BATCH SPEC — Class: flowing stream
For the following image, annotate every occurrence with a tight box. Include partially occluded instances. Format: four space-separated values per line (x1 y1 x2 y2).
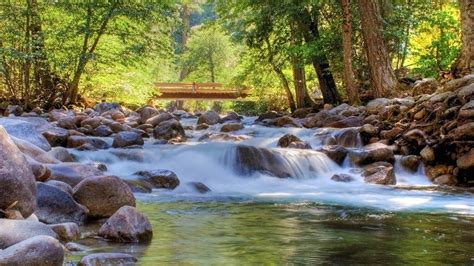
66 117 474 264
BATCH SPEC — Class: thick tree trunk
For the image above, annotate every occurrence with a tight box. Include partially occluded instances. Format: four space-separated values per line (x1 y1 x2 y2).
342 0 360 105
452 0 474 76
30 0 54 98
357 0 398 98
296 7 341 105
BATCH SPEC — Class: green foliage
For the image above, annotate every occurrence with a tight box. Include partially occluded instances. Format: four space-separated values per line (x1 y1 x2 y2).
180 24 241 83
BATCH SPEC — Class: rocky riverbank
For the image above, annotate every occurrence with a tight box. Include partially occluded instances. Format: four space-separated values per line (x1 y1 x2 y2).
0 74 472 265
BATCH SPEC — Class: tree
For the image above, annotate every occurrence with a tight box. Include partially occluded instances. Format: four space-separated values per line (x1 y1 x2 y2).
341 0 360 105
292 4 342 105
452 0 473 76
181 25 239 83
357 0 398 98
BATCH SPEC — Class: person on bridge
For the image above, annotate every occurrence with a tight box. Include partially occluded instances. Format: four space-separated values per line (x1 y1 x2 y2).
192 82 196 93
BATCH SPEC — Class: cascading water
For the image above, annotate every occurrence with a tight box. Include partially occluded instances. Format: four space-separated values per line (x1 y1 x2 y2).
70 116 474 214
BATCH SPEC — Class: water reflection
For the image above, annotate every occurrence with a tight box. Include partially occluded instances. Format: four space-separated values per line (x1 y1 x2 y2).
67 201 474 265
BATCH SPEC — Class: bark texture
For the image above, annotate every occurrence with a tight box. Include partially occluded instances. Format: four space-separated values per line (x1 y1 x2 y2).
357 0 398 98
452 0 474 76
342 0 360 105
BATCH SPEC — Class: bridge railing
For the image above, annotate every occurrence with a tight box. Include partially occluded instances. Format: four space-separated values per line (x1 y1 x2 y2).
154 82 251 99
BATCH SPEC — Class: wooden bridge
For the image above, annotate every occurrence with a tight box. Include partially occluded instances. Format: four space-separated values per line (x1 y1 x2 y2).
154 82 251 100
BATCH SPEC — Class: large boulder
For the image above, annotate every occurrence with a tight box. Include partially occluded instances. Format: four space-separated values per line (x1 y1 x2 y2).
112 131 144 148
36 183 87 225
229 145 292 178
197 111 220 125
0 118 51 151
153 119 186 141
79 253 137 266
326 116 363 128
0 127 37 217
134 169 180 189
0 236 64 266
362 162 396 185
349 143 395 166
73 175 136 218
98 206 153 243
0 219 57 249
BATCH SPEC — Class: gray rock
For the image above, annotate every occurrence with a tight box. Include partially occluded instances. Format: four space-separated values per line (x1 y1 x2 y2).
98 206 153 243
0 118 51 151
73 176 136 219
134 169 180 189
112 131 144 148
197 111 220 125
36 182 87 225
0 236 64 266
0 127 37 217
0 219 57 249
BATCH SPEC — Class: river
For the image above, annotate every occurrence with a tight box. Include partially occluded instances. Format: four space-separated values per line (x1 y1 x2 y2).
65 117 474 264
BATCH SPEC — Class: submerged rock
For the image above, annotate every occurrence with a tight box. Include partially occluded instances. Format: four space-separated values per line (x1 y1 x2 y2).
98 206 153 243
186 182 211 193
331 174 355 183
79 253 137 266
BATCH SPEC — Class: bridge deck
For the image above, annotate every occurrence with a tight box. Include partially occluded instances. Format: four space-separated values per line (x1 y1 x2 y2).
154 82 250 100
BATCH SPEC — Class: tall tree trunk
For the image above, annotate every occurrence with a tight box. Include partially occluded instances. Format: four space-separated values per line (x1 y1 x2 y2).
452 0 474 76
357 0 398 98
342 0 360 105
30 0 54 101
296 7 341 105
